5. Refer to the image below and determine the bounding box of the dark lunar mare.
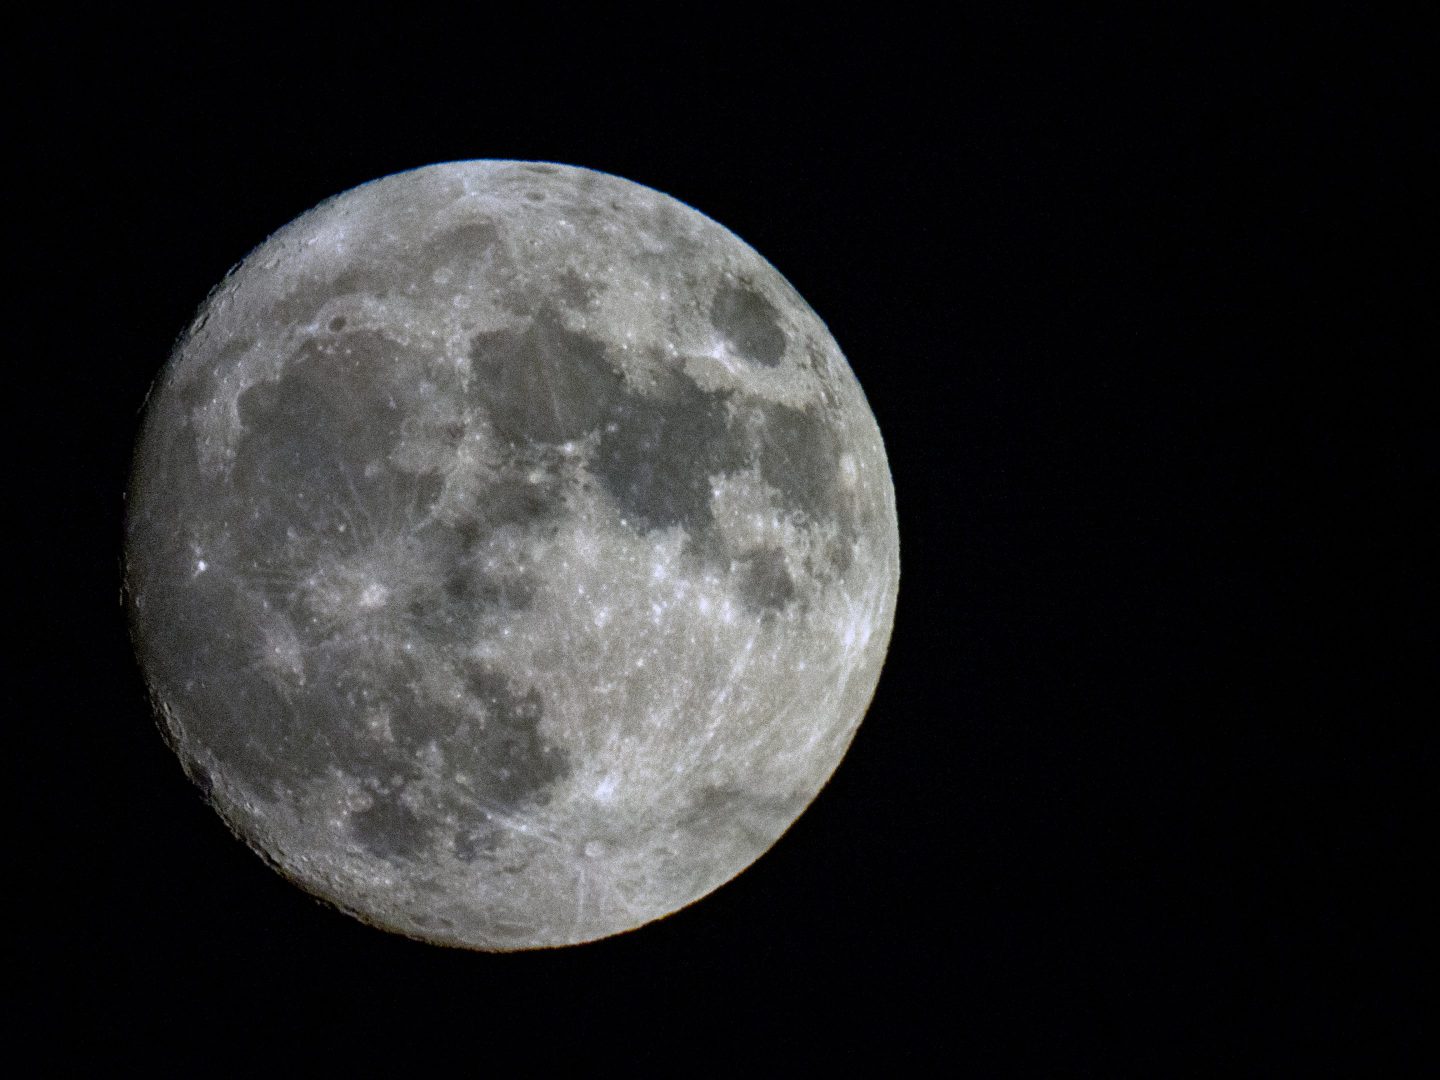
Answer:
[709,280,787,368]
[469,306,747,534]
[735,547,796,614]
[128,323,574,856]
[467,305,858,604]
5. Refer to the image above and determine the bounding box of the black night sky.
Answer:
[16,9,1425,1072]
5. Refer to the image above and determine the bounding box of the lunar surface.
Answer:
[124,161,898,950]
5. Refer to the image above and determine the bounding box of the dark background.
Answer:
[16,9,1425,1072]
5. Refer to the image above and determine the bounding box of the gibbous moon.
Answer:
[125,161,899,949]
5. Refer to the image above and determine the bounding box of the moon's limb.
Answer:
[125,161,898,949]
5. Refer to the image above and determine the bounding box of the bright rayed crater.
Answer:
[125,161,898,950]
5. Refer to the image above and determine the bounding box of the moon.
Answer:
[124,161,899,950]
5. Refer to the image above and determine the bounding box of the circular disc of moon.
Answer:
[125,161,899,950]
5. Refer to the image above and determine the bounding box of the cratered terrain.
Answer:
[125,161,898,949]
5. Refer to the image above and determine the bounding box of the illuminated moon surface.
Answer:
[125,161,899,950]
